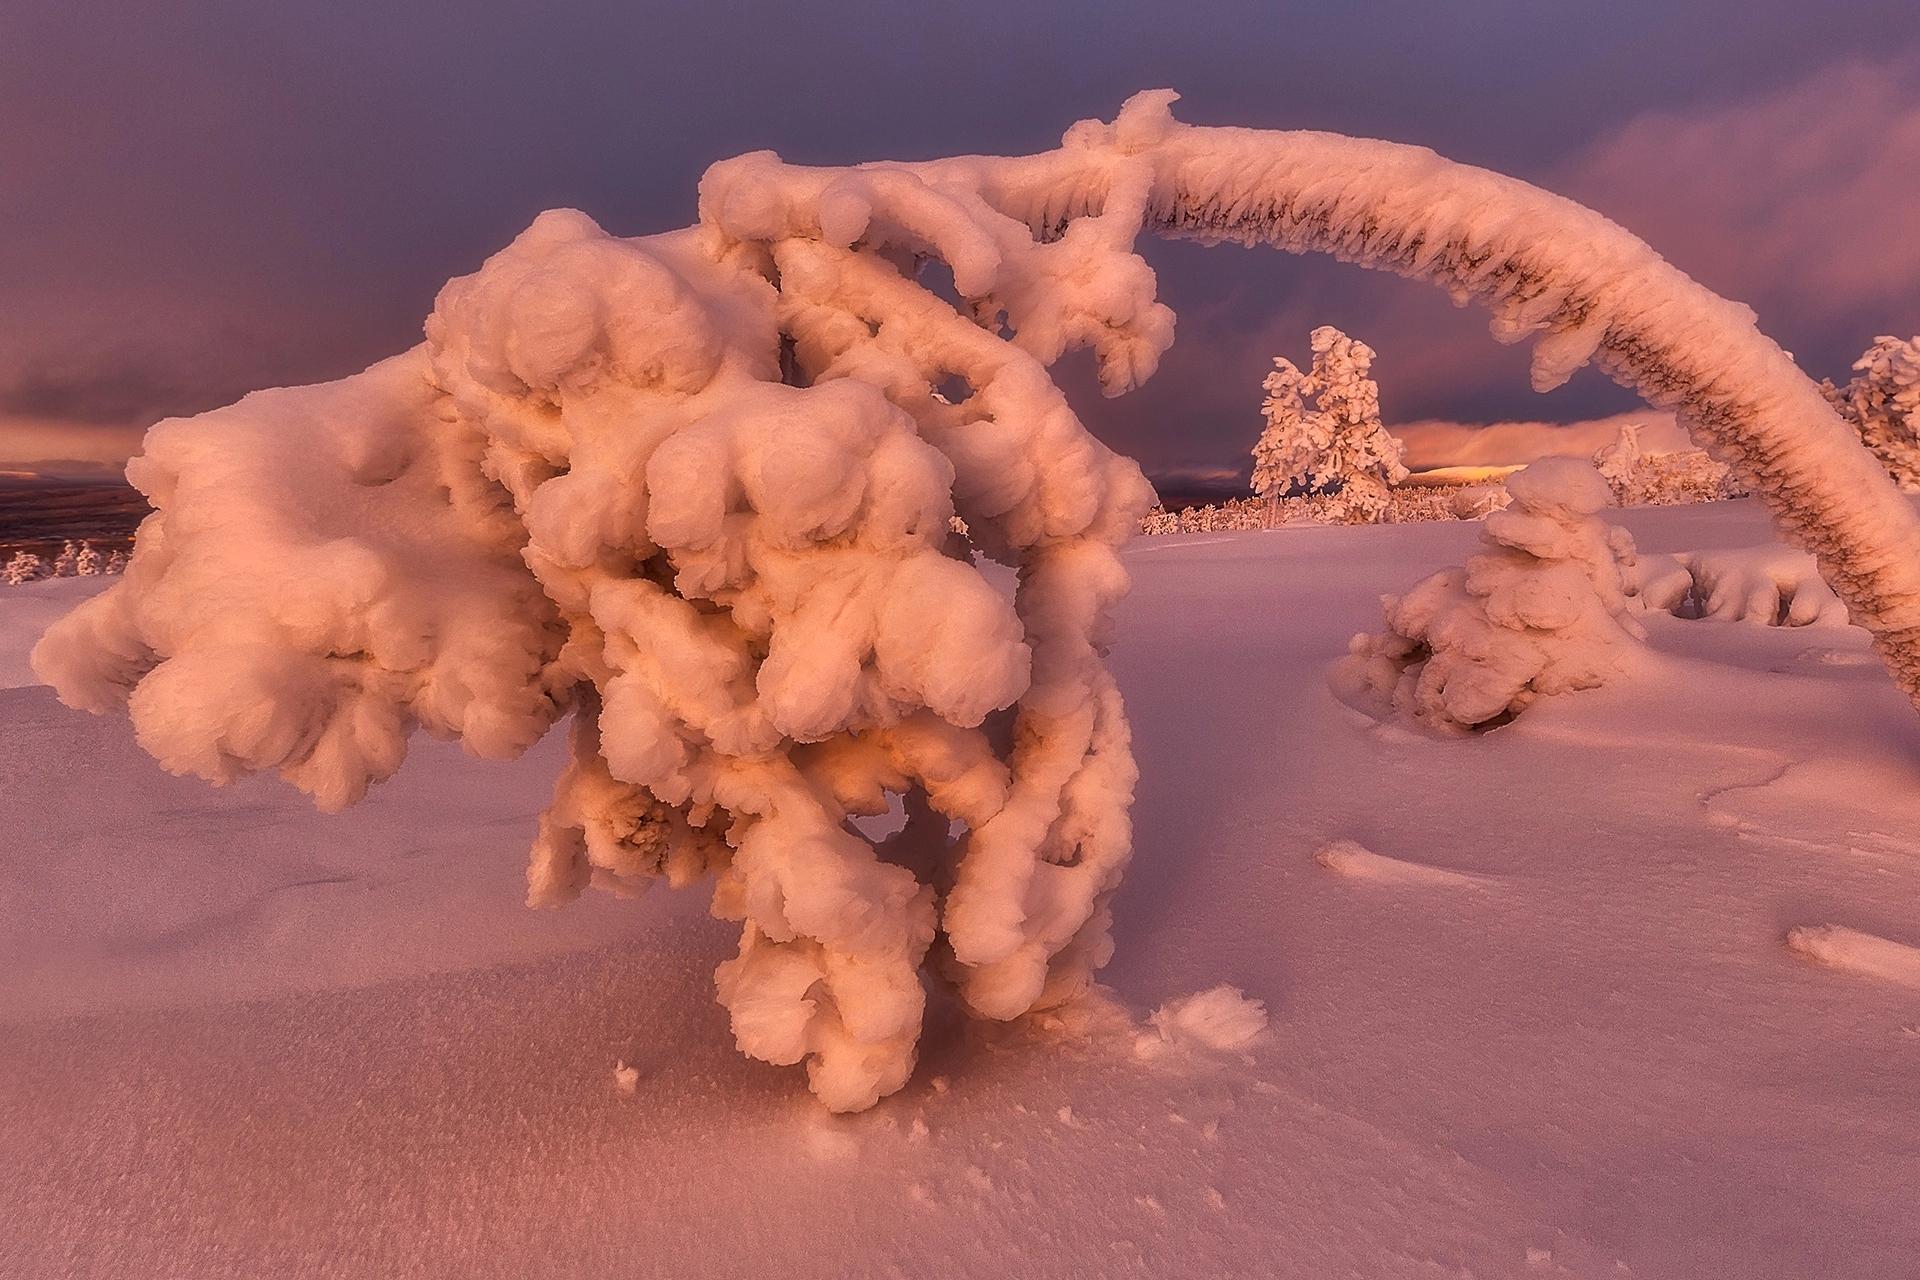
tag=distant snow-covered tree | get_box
[50,541,78,577]
[1593,422,1645,504]
[3,551,45,585]
[74,542,104,576]
[1250,327,1407,523]
[105,549,128,574]
[1823,335,1920,491]
[1336,459,1645,729]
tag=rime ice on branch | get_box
[34,90,1920,1109]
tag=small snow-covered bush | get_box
[50,541,78,577]
[1337,459,1645,729]
[73,542,104,576]
[1628,545,1849,628]
[3,551,46,585]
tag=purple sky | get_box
[4,0,1917,487]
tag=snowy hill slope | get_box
[5,500,1919,1279]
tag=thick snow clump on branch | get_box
[35,91,1920,1108]
[1337,459,1646,730]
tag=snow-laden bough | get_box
[35,91,1920,1110]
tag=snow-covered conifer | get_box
[3,551,44,585]
[105,549,128,574]
[1593,423,1644,504]
[74,542,104,576]
[1823,336,1920,491]
[1337,459,1644,729]
[50,542,78,577]
[1250,327,1406,522]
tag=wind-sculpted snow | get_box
[33,91,1920,1109]
[1629,545,1850,629]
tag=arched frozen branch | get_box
[35,90,1920,1113]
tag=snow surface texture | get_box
[1339,459,1648,730]
[9,504,1920,1278]
[32,90,1920,1109]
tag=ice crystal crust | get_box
[34,91,1920,1108]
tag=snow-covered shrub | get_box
[1593,423,1746,506]
[1628,545,1849,627]
[1593,422,1644,502]
[34,91,1920,1106]
[37,158,1159,1115]
[50,541,78,577]
[1635,449,1748,505]
[1337,459,1645,729]
[3,551,45,585]
[1137,483,1478,536]
[73,542,104,576]
[1250,327,1407,522]
[104,549,128,574]
[1823,335,1920,491]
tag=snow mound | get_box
[1142,985,1269,1055]
[1314,839,1485,889]
[1630,545,1850,628]
[1787,925,1920,990]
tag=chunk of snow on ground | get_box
[1787,926,1920,990]
[1140,985,1268,1056]
[612,1060,638,1094]
[1314,839,1486,889]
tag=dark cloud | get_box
[3,0,1916,478]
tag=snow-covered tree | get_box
[50,541,78,577]
[1593,422,1644,504]
[1336,459,1645,729]
[105,549,128,574]
[1633,449,1745,505]
[3,551,44,585]
[1250,327,1406,522]
[74,542,104,576]
[32,92,1920,1109]
[1823,335,1920,491]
